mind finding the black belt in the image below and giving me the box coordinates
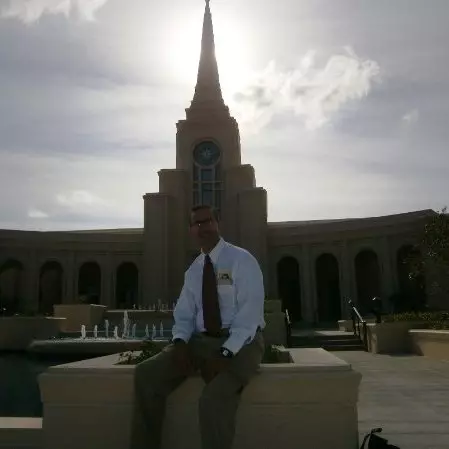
[202,328,230,338]
[201,326,261,339]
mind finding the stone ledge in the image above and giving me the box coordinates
[366,321,427,354]
[409,329,449,361]
[39,348,361,449]
[0,418,42,449]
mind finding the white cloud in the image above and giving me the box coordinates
[0,0,108,23]
[56,190,108,208]
[402,108,419,126]
[232,47,381,133]
[28,208,49,218]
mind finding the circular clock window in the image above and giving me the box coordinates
[193,141,221,167]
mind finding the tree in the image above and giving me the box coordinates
[409,207,449,297]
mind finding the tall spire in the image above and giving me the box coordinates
[189,0,226,111]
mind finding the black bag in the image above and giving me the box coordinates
[360,428,401,449]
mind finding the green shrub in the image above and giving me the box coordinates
[118,340,162,365]
[118,341,285,365]
[382,311,449,329]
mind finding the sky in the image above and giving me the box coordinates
[0,0,448,231]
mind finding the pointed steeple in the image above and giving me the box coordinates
[189,0,226,112]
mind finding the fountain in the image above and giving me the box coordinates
[122,310,129,339]
[28,308,172,358]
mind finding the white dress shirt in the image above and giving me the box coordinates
[172,238,265,354]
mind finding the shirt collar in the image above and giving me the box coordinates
[202,238,225,265]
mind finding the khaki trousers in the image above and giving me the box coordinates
[132,331,264,449]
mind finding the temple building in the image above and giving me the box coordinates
[0,1,437,324]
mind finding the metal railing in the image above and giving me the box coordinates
[284,309,292,348]
[348,300,368,351]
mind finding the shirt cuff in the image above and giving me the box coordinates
[222,330,254,354]
[171,332,191,343]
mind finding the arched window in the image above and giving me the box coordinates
[115,262,139,309]
[78,262,101,304]
[39,260,64,314]
[315,253,342,322]
[192,140,222,214]
[277,256,301,321]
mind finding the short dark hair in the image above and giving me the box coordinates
[190,204,220,222]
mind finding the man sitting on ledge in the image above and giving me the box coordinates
[133,204,265,449]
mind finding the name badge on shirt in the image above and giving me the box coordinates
[217,270,233,285]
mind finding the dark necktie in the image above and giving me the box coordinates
[202,254,222,334]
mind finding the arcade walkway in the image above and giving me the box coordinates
[336,351,449,449]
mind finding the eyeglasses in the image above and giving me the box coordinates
[190,218,213,228]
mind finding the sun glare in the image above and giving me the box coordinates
[166,7,253,99]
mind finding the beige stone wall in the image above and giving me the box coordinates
[409,329,449,361]
[366,321,428,354]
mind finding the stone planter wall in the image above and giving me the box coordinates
[409,329,449,361]
[366,321,427,354]
[39,348,361,449]
[263,312,287,346]
[0,317,65,351]
[263,300,286,346]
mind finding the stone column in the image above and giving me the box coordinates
[237,188,268,285]
[380,236,395,309]
[64,252,76,304]
[142,193,172,306]
[101,255,114,309]
[159,169,189,301]
[300,245,314,323]
[339,241,353,319]
[24,251,39,314]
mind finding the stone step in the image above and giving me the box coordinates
[294,335,359,342]
[0,418,42,449]
[290,333,365,352]
[292,341,364,351]
[323,343,366,351]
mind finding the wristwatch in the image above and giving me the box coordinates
[220,347,234,358]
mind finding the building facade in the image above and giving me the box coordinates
[0,2,437,324]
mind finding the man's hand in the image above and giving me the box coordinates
[201,355,231,384]
[172,340,194,376]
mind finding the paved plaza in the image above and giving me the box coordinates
[336,351,449,449]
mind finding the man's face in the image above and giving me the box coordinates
[189,208,219,250]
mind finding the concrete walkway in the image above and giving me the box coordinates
[335,351,449,449]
